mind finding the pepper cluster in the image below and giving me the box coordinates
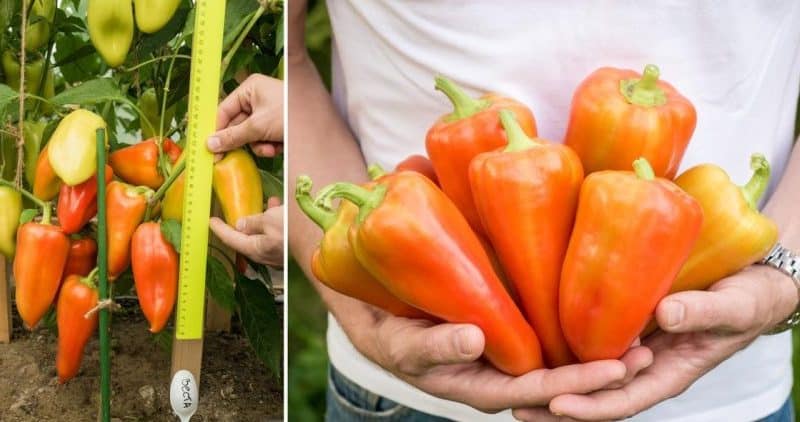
[296,65,779,373]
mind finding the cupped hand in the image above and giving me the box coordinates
[513,265,799,421]
[210,196,284,267]
[207,74,284,157]
[346,309,653,414]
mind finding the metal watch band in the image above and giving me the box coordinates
[760,243,800,334]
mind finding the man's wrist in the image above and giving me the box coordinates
[756,244,800,333]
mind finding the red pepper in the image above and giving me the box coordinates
[470,110,583,367]
[426,76,537,235]
[394,155,439,186]
[321,171,544,375]
[14,220,70,329]
[57,165,114,234]
[107,181,152,279]
[131,222,178,333]
[109,138,181,189]
[559,158,703,361]
[56,273,98,383]
[63,237,98,278]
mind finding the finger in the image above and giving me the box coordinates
[217,86,253,131]
[512,408,578,422]
[252,142,278,157]
[208,118,261,153]
[380,323,485,374]
[655,287,755,333]
[209,217,257,257]
[604,346,653,389]
[236,213,267,235]
[267,196,282,208]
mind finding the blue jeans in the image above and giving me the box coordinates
[326,365,795,421]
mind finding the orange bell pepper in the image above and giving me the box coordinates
[32,145,62,201]
[295,176,426,318]
[394,155,439,186]
[106,181,152,279]
[560,158,702,362]
[131,222,178,333]
[56,273,98,383]
[319,171,543,375]
[564,64,696,178]
[109,138,181,189]
[469,110,582,367]
[14,214,70,329]
[426,76,537,235]
[672,154,778,292]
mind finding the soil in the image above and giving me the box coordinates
[0,299,283,422]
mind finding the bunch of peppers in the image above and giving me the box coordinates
[297,67,780,372]
[1,99,266,382]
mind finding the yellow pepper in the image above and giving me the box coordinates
[0,186,22,258]
[87,0,134,68]
[212,149,264,227]
[47,109,108,186]
[134,0,182,34]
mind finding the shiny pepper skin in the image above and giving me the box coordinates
[394,155,439,186]
[295,176,427,318]
[57,165,114,234]
[48,109,108,186]
[14,222,70,329]
[87,0,134,67]
[2,50,55,100]
[138,88,176,140]
[33,144,61,200]
[470,110,583,367]
[107,181,152,279]
[213,149,264,227]
[0,187,22,258]
[25,0,56,52]
[109,138,181,189]
[23,120,46,187]
[63,238,98,278]
[56,274,98,383]
[161,171,185,221]
[134,0,181,34]
[324,172,544,375]
[560,159,703,362]
[564,64,696,178]
[131,222,178,333]
[426,76,537,235]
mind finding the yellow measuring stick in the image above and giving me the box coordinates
[176,0,226,340]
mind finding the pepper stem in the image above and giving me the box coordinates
[325,182,386,223]
[41,200,52,224]
[740,153,771,210]
[82,267,100,288]
[435,75,490,122]
[633,158,655,180]
[367,164,386,180]
[620,64,667,107]
[295,176,336,230]
[499,109,538,152]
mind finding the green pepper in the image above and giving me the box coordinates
[138,88,175,140]
[0,186,22,258]
[24,0,56,52]
[23,120,46,187]
[1,131,18,183]
[2,50,55,100]
[87,0,134,68]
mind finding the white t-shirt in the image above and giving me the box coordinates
[325,1,800,421]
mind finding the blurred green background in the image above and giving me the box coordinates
[288,2,800,419]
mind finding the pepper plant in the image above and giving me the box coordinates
[0,0,284,382]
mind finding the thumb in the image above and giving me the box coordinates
[389,324,484,375]
[655,288,753,333]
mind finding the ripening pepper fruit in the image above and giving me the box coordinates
[673,154,778,292]
[56,273,98,383]
[14,217,71,329]
[295,176,427,318]
[48,109,108,186]
[24,0,57,52]
[131,222,178,333]
[138,88,176,140]
[426,76,537,235]
[320,171,544,375]
[23,120,46,187]
[57,165,114,234]
[63,237,98,278]
[161,171,185,221]
[109,138,181,189]
[394,155,439,186]
[564,64,697,178]
[134,0,181,34]
[213,149,264,227]
[32,144,61,200]
[2,50,55,100]
[107,181,153,279]
[0,186,22,258]
[560,158,703,362]
[87,0,134,68]
[469,110,583,368]
[0,131,17,183]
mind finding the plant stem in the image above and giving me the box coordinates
[221,6,266,77]
[295,175,336,230]
[633,157,655,181]
[740,153,771,210]
[95,128,112,422]
[122,54,193,72]
[0,178,46,208]
[16,3,28,189]
[144,159,186,221]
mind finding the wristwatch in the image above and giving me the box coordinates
[760,243,800,334]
